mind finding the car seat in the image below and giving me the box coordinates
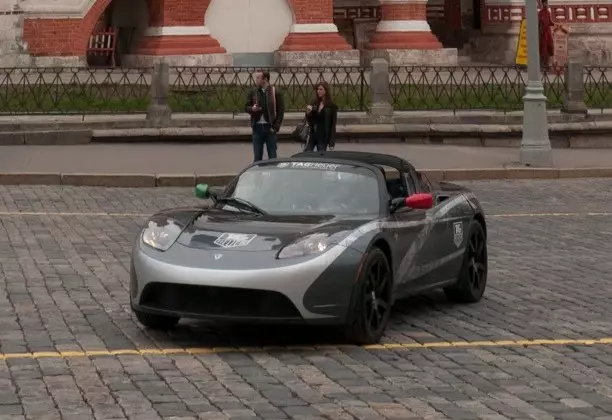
[378,166,406,198]
[386,178,406,199]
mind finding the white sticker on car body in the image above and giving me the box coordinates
[213,233,257,248]
[453,221,463,248]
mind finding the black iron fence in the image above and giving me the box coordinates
[389,66,566,111]
[0,65,609,114]
[169,66,369,113]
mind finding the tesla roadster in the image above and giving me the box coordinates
[130,151,488,344]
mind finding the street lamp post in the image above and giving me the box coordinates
[520,0,553,167]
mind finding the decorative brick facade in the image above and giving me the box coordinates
[22,0,111,57]
[483,3,612,24]
[14,0,612,66]
[471,1,612,65]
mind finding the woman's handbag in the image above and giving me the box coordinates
[291,117,310,144]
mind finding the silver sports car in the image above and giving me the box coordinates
[130,151,488,344]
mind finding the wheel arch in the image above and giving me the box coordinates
[473,212,487,238]
[371,237,393,271]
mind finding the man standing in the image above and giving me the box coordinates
[538,0,555,71]
[244,71,285,162]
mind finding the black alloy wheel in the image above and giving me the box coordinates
[467,226,487,293]
[345,247,392,344]
[444,220,488,303]
[364,256,391,333]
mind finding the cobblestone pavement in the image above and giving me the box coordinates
[1,179,612,420]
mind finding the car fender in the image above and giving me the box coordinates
[347,225,395,292]
[462,192,487,236]
[340,227,397,324]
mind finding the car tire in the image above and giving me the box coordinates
[444,220,488,303]
[134,309,180,330]
[344,247,393,345]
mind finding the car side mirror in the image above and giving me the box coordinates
[195,184,223,202]
[195,183,210,199]
[405,193,434,210]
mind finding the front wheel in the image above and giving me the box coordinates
[134,309,180,330]
[344,247,393,344]
[444,220,488,303]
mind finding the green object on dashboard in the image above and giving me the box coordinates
[195,183,210,199]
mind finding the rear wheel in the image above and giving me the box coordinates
[134,309,180,330]
[444,220,488,303]
[344,247,392,344]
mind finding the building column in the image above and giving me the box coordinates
[364,0,457,65]
[126,0,231,66]
[367,0,442,50]
[274,0,360,66]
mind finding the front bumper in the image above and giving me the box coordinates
[130,241,363,324]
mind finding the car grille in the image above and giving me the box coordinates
[139,282,303,319]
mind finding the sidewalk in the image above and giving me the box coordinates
[3,142,612,174]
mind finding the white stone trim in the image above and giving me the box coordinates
[289,23,339,33]
[144,26,211,37]
[376,20,431,32]
[20,0,94,18]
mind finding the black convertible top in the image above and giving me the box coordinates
[291,151,415,172]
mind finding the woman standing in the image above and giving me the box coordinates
[304,82,338,152]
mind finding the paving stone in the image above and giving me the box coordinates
[0,181,612,419]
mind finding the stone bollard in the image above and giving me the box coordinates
[561,59,588,116]
[146,61,172,126]
[368,58,394,121]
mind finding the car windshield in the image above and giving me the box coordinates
[222,161,381,215]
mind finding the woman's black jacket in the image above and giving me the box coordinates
[305,100,338,148]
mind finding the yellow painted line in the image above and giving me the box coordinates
[490,212,612,218]
[2,337,612,360]
[0,211,611,219]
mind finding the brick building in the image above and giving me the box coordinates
[0,0,610,67]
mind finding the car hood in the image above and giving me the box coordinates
[165,207,371,252]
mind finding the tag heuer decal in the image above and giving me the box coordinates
[453,222,463,248]
[214,233,257,248]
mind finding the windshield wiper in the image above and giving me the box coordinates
[215,197,267,215]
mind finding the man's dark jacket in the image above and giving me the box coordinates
[244,86,285,132]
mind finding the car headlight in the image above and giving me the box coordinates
[141,217,183,251]
[277,233,331,259]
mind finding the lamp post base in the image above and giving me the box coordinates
[520,145,553,167]
[521,81,553,167]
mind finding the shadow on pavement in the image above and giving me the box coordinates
[142,291,462,349]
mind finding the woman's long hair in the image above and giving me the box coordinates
[314,82,332,105]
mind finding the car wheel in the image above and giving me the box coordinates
[444,220,488,303]
[344,247,392,345]
[134,309,180,330]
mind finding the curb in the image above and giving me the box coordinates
[4,119,612,147]
[86,120,612,149]
[1,168,612,187]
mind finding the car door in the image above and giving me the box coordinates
[408,170,467,290]
[386,169,431,297]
